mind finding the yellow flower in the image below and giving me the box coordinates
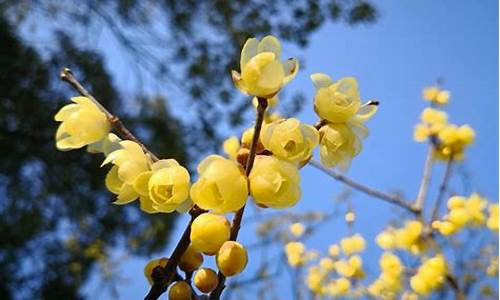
[261,118,319,164]
[487,203,499,231]
[141,159,191,213]
[345,212,356,223]
[319,257,335,271]
[328,244,340,257]
[193,268,219,293]
[423,86,451,105]
[394,220,425,254]
[368,252,404,298]
[311,73,377,123]
[179,245,204,272]
[335,255,364,278]
[410,255,447,295]
[249,155,301,209]
[340,234,366,256]
[144,257,168,285]
[285,241,306,267]
[168,281,191,300]
[465,193,487,225]
[216,241,248,276]
[325,278,351,296]
[376,230,396,250]
[414,108,448,142]
[232,35,299,98]
[435,124,475,160]
[306,266,326,294]
[318,123,366,171]
[223,136,240,160]
[190,213,230,255]
[102,140,152,209]
[55,96,110,150]
[190,155,248,214]
[290,222,306,237]
[432,220,458,236]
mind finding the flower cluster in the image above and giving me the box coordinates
[432,193,498,235]
[368,252,405,299]
[376,220,426,255]
[410,255,448,295]
[311,73,377,171]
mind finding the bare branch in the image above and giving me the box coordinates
[415,145,435,211]
[308,159,419,214]
[430,158,454,222]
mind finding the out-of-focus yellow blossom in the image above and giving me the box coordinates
[190,155,248,214]
[487,203,498,231]
[465,193,487,225]
[486,256,498,277]
[55,96,110,150]
[328,244,340,257]
[190,213,230,255]
[232,35,299,98]
[413,108,448,142]
[264,111,283,124]
[179,245,203,272]
[432,220,458,236]
[194,268,219,293]
[335,255,364,278]
[325,278,351,297]
[290,222,306,237]
[134,159,190,213]
[216,241,248,276]
[410,255,447,296]
[311,73,378,123]
[368,252,404,298]
[102,140,152,209]
[402,291,419,300]
[345,212,356,223]
[144,257,168,285]
[394,220,426,254]
[434,124,475,160]
[285,241,306,267]
[261,118,319,164]
[223,136,240,160]
[87,133,121,155]
[319,257,335,271]
[376,229,396,250]
[168,281,191,300]
[252,95,279,108]
[340,234,366,256]
[306,266,327,295]
[249,155,301,209]
[422,86,451,105]
[318,123,366,171]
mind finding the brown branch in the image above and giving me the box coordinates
[414,145,435,212]
[308,159,419,214]
[430,157,454,222]
[59,67,159,161]
[209,97,269,300]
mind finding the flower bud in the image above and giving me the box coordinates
[179,245,204,272]
[249,155,301,209]
[319,123,363,171]
[194,268,219,293]
[144,257,168,285]
[216,241,248,276]
[190,155,248,214]
[261,118,319,164]
[168,281,192,300]
[190,213,231,255]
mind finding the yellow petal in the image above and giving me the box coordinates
[151,159,179,171]
[310,73,333,90]
[139,196,160,214]
[257,35,282,57]
[105,166,123,194]
[353,102,378,122]
[114,184,138,205]
[133,171,153,196]
[283,58,299,84]
[54,104,80,121]
[240,38,259,71]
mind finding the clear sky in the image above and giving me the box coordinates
[80,1,498,299]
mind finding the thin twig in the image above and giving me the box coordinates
[308,159,419,214]
[414,145,434,212]
[430,157,454,222]
[60,68,159,161]
[209,97,269,300]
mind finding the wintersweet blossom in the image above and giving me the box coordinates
[414,108,448,142]
[318,123,365,171]
[410,255,447,295]
[232,35,299,98]
[261,118,319,164]
[55,96,110,150]
[190,155,248,213]
[249,155,301,208]
[190,213,230,255]
[311,73,377,123]
[423,85,451,105]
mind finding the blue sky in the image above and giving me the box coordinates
[79,1,498,299]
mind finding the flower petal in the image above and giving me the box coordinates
[283,58,299,84]
[240,38,259,71]
[114,184,138,205]
[310,73,333,90]
[257,35,282,58]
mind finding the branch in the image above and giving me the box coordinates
[414,145,434,212]
[308,159,419,214]
[430,157,454,222]
[59,68,159,161]
[209,97,269,299]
